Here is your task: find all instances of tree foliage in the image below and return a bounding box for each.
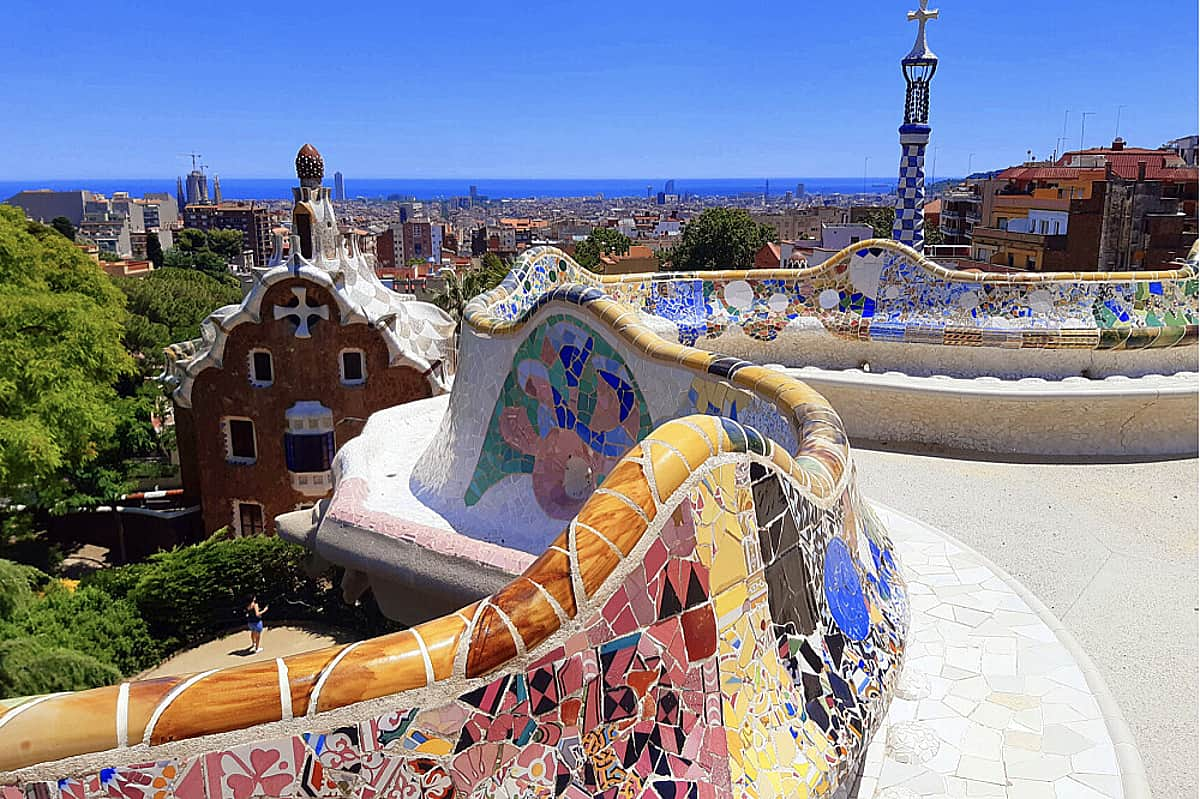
[855,206,944,247]
[0,206,134,510]
[161,228,241,282]
[432,253,510,330]
[858,207,895,239]
[145,230,164,268]
[11,582,159,675]
[0,531,400,698]
[0,559,44,621]
[0,637,123,698]
[660,208,775,271]
[573,227,631,272]
[50,217,75,241]
[114,267,242,364]
[0,560,159,697]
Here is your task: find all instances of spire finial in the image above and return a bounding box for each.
[905,0,939,61]
[295,143,324,188]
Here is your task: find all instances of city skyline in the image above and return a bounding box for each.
[0,0,1195,181]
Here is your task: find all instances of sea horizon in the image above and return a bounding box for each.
[0,176,926,202]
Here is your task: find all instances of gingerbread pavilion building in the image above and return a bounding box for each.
[165,143,455,536]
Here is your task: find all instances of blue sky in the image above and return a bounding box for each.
[1,0,1194,179]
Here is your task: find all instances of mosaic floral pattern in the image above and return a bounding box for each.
[475,244,1198,351]
[466,315,653,519]
[14,432,905,799]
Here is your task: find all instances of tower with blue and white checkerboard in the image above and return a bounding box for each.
[893,1,939,251]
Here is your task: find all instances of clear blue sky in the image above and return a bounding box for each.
[1,0,1194,179]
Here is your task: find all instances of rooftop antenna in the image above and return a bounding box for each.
[1079,111,1096,151]
[1054,136,1069,160]
[1115,104,1127,139]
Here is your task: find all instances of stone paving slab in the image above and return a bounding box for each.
[858,505,1145,799]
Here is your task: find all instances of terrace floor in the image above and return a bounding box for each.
[855,451,1198,799]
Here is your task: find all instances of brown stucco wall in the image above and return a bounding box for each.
[177,278,432,535]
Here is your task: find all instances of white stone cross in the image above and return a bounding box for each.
[274,287,328,338]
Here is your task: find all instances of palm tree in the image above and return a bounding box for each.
[432,254,511,332]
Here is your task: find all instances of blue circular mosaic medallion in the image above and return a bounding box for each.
[824,537,870,641]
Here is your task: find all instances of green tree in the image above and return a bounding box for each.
[8,582,159,675]
[0,206,134,512]
[145,231,164,268]
[0,637,123,698]
[173,228,207,252]
[114,268,242,364]
[0,559,44,621]
[573,227,631,272]
[115,535,396,652]
[50,216,75,241]
[0,558,160,697]
[161,228,239,283]
[660,208,775,271]
[432,254,510,331]
[205,229,245,264]
[854,206,944,248]
[858,207,895,238]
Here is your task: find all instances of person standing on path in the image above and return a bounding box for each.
[245,595,269,653]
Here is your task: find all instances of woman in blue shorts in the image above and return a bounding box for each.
[245,594,268,653]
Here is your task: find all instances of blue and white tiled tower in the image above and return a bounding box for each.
[893,1,939,250]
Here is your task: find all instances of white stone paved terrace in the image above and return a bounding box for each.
[859,505,1141,799]
[855,452,1197,799]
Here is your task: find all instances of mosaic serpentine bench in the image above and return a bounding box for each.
[0,263,910,797]
[496,239,1198,380]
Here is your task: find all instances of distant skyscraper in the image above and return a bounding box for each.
[334,171,345,201]
[212,175,223,204]
[796,182,806,197]
[176,176,186,212]
[893,0,939,250]
[646,185,653,199]
[664,179,675,194]
[469,184,478,205]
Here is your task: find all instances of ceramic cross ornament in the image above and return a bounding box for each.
[274,287,329,338]
[908,1,938,34]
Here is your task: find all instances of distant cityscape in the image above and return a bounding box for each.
[4,131,1195,287]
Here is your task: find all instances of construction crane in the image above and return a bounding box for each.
[178,152,204,171]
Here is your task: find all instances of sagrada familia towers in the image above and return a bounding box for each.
[893,0,939,250]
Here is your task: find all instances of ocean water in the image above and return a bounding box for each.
[0,177,903,202]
